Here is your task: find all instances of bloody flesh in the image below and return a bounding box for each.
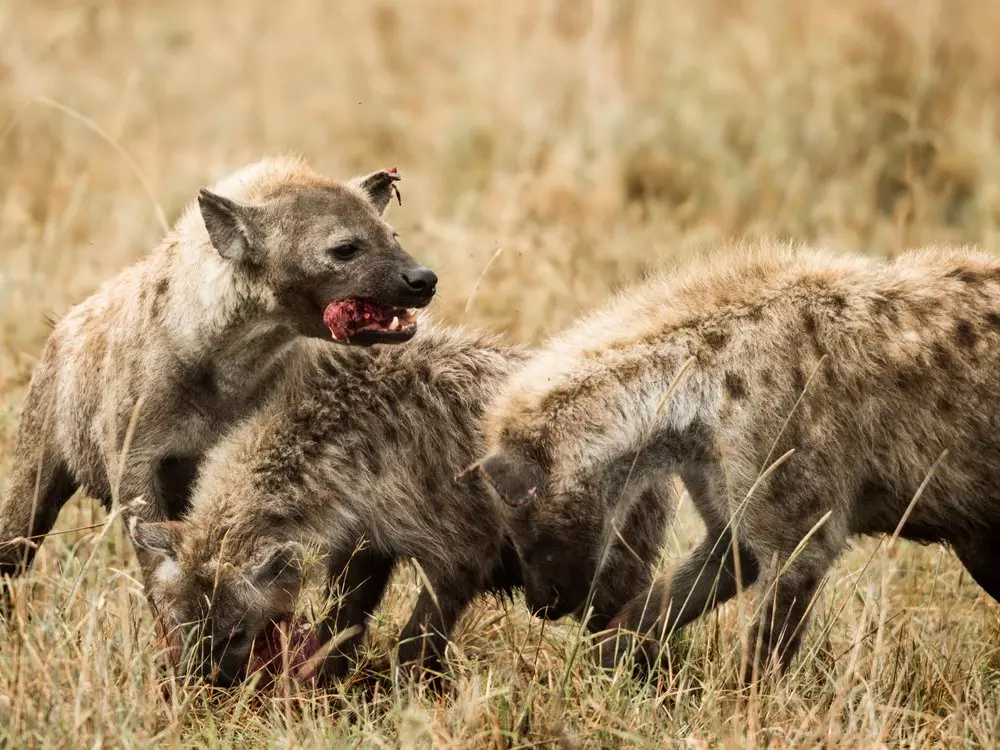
[323,299,413,340]
[245,619,321,686]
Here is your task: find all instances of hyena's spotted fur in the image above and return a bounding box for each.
[0,155,436,606]
[131,323,672,685]
[471,242,1000,681]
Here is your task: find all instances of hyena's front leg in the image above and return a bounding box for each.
[117,464,169,572]
[394,565,482,680]
[0,365,78,614]
[588,482,676,632]
[315,544,394,682]
[950,529,1000,604]
[740,506,847,683]
[153,456,201,521]
[0,453,78,609]
[595,525,759,674]
[116,458,189,666]
[743,556,827,683]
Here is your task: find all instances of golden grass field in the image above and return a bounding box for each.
[2,0,1000,746]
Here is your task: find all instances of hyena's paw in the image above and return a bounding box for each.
[592,628,669,678]
[304,650,358,686]
[339,654,445,700]
[393,654,449,694]
[738,619,800,686]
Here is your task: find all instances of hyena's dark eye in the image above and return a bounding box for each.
[329,243,362,261]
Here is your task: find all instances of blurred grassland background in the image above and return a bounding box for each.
[1,0,999,747]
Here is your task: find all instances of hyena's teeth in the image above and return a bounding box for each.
[331,331,341,341]
[389,316,401,331]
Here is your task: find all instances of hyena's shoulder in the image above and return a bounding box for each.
[49,244,179,375]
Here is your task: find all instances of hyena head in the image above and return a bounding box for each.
[463,429,608,622]
[198,164,437,345]
[130,520,305,685]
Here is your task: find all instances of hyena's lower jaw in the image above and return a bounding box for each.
[323,299,420,344]
[341,325,418,346]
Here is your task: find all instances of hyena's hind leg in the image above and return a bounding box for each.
[0,363,79,612]
[587,480,677,632]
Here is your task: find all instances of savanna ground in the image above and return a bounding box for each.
[1,0,1000,746]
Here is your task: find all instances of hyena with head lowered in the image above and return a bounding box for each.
[129,323,672,685]
[0,155,437,603]
[469,243,1000,681]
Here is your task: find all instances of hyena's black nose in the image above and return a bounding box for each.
[401,266,438,298]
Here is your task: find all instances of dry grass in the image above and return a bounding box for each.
[2,0,1000,746]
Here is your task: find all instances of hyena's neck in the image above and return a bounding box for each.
[160,246,301,401]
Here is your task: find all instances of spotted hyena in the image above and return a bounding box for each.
[130,323,672,685]
[0,155,437,610]
[468,242,1000,681]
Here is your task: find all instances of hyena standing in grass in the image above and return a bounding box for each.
[0,155,437,607]
[128,324,672,686]
[468,243,1000,681]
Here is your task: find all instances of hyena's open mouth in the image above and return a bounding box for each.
[323,299,419,345]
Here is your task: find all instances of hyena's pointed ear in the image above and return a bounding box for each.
[129,519,182,562]
[349,167,401,215]
[467,451,547,508]
[247,541,306,591]
[198,188,265,263]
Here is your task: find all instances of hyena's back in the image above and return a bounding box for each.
[691,247,1000,539]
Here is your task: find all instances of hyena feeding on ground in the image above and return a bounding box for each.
[0,155,437,609]
[468,243,1000,681]
[129,323,672,686]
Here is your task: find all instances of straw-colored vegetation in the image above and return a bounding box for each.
[1,0,998,746]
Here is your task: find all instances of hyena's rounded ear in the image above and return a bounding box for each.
[197,188,265,263]
[247,541,306,590]
[128,518,182,562]
[349,168,401,215]
[460,451,546,508]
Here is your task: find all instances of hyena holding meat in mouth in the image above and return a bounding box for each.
[128,324,672,686]
[0,155,436,609]
[468,242,1000,681]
